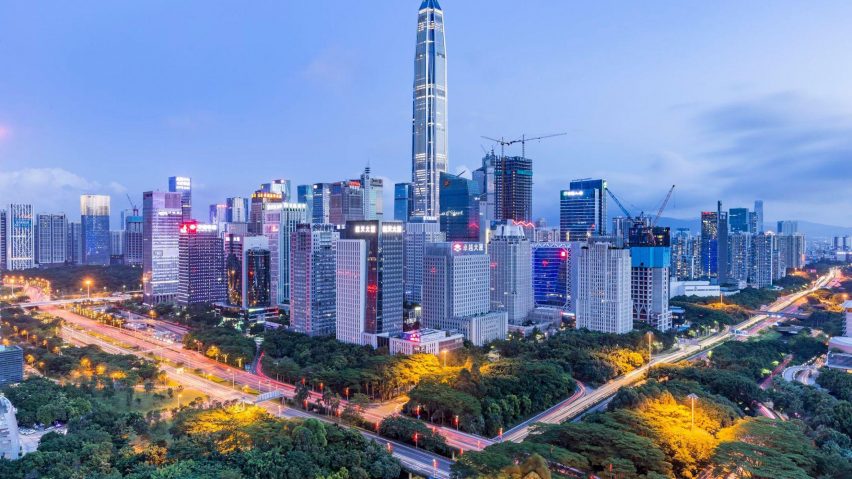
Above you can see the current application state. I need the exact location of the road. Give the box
[18,294,134,308]
[36,299,454,478]
[501,268,837,443]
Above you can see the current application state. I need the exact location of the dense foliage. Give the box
[261,329,442,400]
[183,326,256,368]
[815,368,852,402]
[8,264,142,294]
[378,415,451,457]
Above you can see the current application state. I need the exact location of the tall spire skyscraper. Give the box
[411,0,448,219]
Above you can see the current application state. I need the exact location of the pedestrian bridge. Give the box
[254,390,285,403]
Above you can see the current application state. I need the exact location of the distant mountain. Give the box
[795,221,852,239]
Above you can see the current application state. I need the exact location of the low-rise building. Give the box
[387,328,464,356]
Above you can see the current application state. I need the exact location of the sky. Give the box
[2,1,852,228]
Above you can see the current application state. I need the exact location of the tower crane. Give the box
[480,132,567,160]
[650,185,675,228]
[606,188,634,220]
[126,193,139,216]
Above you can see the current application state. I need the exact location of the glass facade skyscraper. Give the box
[143,191,182,305]
[80,195,111,266]
[438,172,480,242]
[729,207,749,233]
[411,0,448,218]
[531,243,571,308]
[168,176,192,221]
[394,183,412,222]
[494,156,533,223]
[560,178,607,241]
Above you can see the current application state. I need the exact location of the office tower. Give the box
[560,179,607,241]
[329,180,365,225]
[438,171,481,242]
[473,151,497,228]
[123,214,143,266]
[573,241,632,334]
[671,228,698,280]
[0,388,21,460]
[631,245,672,331]
[35,213,67,265]
[777,221,798,235]
[494,156,533,223]
[67,222,82,265]
[778,234,806,272]
[729,207,750,233]
[224,233,245,306]
[700,211,719,278]
[612,217,635,246]
[411,0,448,219]
[717,203,729,284]
[177,222,226,306]
[531,243,571,309]
[80,195,111,266]
[535,227,560,243]
[209,204,227,225]
[338,221,405,345]
[336,239,367,345]
[422,241,508,346]
[290,224,339,336]
[748,211,758,234]
[751,232,777,287]
[489,222,534,324]
[261,202,307,305]
[0,343,23,387]
[403,219,445,303]
[109,230,123,262]
[361,166,384,220]
[143,191,182,305]
[754,200,764,233]
[225,197,249,223]
[5,204,34,271]
[119,209,134,231]
[728,232,751,284]
[394,183,412,222]
[0,210,6,271]
[297,185,314,223]
[249,183,284,234]
[168,176,192,221]
[312,183,332,224]
[833,236,850,252]
[242,236,272,310]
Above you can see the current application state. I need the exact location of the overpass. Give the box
[16,295,134,309]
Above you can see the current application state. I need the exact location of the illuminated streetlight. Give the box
[687,393,699,429]
[84,279,93,298]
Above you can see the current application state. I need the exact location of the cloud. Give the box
[0,167,109,215]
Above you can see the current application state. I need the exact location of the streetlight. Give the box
[413,433,419,448]
[454,415,459,430]
[687,393,699,429]
[84,279,92,299]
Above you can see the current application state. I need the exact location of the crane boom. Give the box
[651,185,675,227]
[126,193,138,216]
[606,188,633,220]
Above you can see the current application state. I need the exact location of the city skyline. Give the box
[2,2,852,227]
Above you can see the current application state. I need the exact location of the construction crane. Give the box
[126,193,139,216]
[480,132,567,160]
[606,188,634,220]
[650,185,675,228]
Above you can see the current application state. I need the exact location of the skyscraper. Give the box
[123,214,143,266]
[35,213,67,266]
[438,171,481,242]
[751,232,777,287]
[290,224,339,337]
[80,195,111,266]
[361,166,384,220]
[560,179,607,241]
[177,222,226,306]
[573,241,632,334]
[717,203,729,285]
[531,243,572,309]
[312,183,332,224]
[754,200,764,233]
[777,221,798,235]
[66,222,82,265]
[411,0,448,218]
[489,222,534,325]
[242,236,272,310]
[700,211,719,278]
[261,202,307,305]
[5,204,34,271]
[630,245,672,331]
[339,221,405,345]
[110,230,123,262]
[403,219,445,303]
[671,228,699,280]
[296,185,314,224]
[168,176,192,221]
[777,233,805,272]
[0,210,6,271]
[329,180,365,225]
[225,197,249,223]
[494,156,533,223]
[336,239,367,345]
[729,207,749,233]
[249,183,285,234]
[143,191,182,305]
[394,183,412,222]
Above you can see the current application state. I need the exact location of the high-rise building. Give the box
[531,242,572,309]
[573,241,632,334]
[0,210,6,271]
[0,344,23,387]
[249,183,285,234]
[700,211,719,278]
[177,222,226,306]
[209,203,227,226]
[329,180,365,226]
[411,0,448,218]
[750,232,777,287]
[489,222,533,325]
[494,156,533,223]
[754,200,764,233]
[438,171,481,242]
[338,221,405,345]
[290,224,339,337]
[224,233,245,307]
[297,185,314,223]
[394,183,412,223]
[123,214,143,266]
[560,179,607,241]
[728,232,751,284]
[361,166,384,220]
[110,230,123,263]
[35,213,67,266]
[403,219,445,303]
[143,191,182,305]
[4,204,34,271]
[80,195,111,266]
[671,228,699,280]
[778,233,806,272]
[168,176,192,221]
[717,203,729,285]
[312,183,332,224]
[422,241,507,346]
[777,221,798,235]
[66,222,82,265]
[631,246,671,331]
[242,236,272,310]
[225,197,249,223]
[473,152,497,229]
[729,208,750,233]
[336,239,367,345]
[748,211,759,234]
[261,202,307,305]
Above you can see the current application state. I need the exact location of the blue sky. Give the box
[2,1,852,227]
